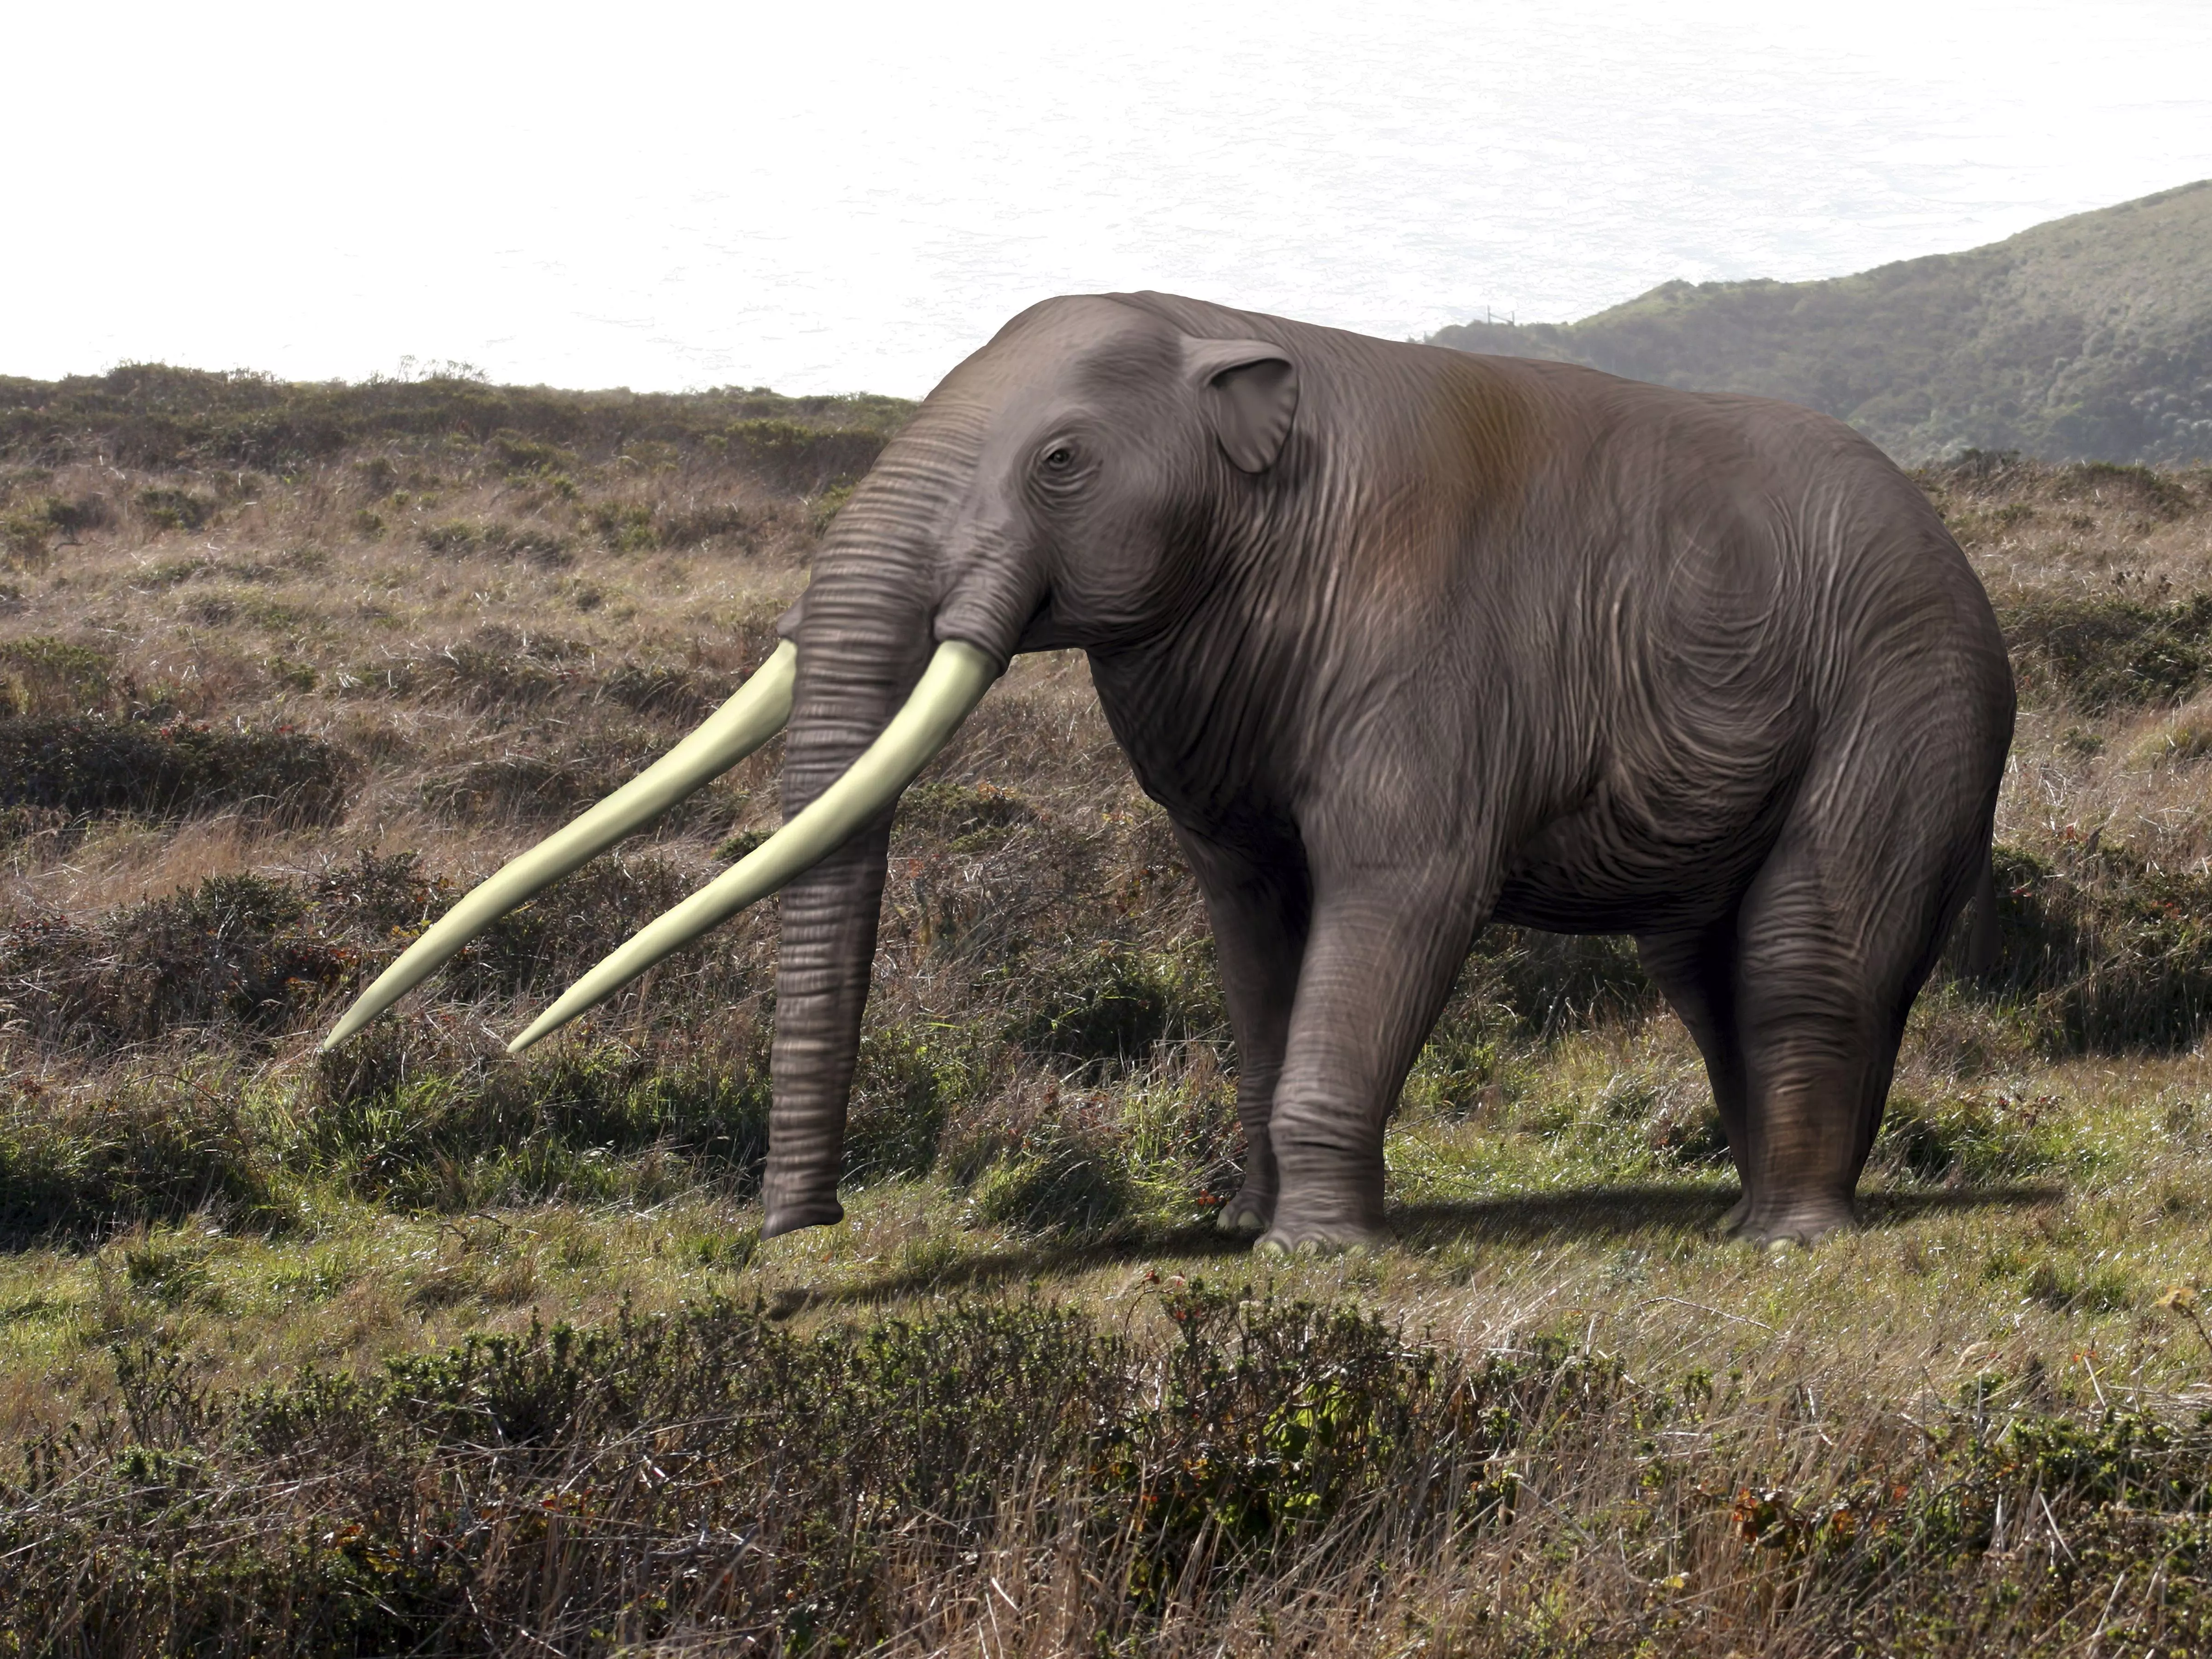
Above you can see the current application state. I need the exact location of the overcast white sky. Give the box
[6,0,2210,397]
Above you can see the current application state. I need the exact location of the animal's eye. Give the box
[1041,444,1074,472]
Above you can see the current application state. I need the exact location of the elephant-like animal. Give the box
[327,292,2015,1252]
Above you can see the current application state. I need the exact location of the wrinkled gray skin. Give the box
[764,291,2015,1253]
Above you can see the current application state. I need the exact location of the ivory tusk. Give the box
[506,639,999,1054]
[320,640,798,1051]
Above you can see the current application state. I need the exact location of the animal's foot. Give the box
[1254,1217,1389,1257]
[1213,1183,1275,1235]
[1717,1193,1752,1235]
[1731,1199,1857,1249]
[761,1196,845,1239]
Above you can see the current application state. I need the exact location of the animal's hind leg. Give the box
[1725,798,1977,1247]
[1635,915,1754,1228]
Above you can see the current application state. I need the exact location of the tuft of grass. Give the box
[133,485,217,532]
[1004,941,1227,1075]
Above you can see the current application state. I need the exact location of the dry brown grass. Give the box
[6,390,2212,1653]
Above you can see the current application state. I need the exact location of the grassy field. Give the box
[5,369,2212,1653]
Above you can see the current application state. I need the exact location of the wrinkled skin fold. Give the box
[328,290,2016,1253]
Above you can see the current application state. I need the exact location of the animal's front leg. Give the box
[1173,827,1311,1235]
[1260,864,1483,1254]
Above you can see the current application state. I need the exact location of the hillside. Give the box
[7,377,2212,1648]
[1432,180,2212,467]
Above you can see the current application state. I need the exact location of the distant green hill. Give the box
[1430,180,2212,466]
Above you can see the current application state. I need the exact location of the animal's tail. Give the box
[1964,848,2001,977]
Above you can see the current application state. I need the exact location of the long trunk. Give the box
[760,430,969,1237]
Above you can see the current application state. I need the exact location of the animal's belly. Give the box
[1490,784,1787,934]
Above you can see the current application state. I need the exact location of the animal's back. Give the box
[1427,355,2014,934]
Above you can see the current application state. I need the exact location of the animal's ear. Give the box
[1183,337,1299,474]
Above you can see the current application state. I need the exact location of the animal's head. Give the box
[323,293,1302,1235]
[835,293,1301,663]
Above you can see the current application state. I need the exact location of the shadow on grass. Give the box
[1395,1180,2063,1247]
[776,1180,2065,1314]
[768,1219,1250,1315]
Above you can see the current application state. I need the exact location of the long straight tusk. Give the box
[320,640,798,1051]
[507,639,999,1055]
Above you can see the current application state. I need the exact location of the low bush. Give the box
[3,1295,2205,1654]
[0,714,350,823]
[964,1116,1136,1234]
[0,852,761,1056]
[1,875,352,1048]
[0,635,113,717]
[0,365,914,471]
[134,486,217,532]
[1998,590,2212,710]
[721,418,888,494]
[1479,925,1656,1036]
[417,518,572,565]
[0,1066,283,1241]
[0,1292,1592,1652]
[418,728,714,825]
[306,1027,771,1209]
[1005,942,1226,1074]
[1981,838,2212,1051]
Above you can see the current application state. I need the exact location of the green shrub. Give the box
[965,1118,1133,1234]
[418,518,571,565]
[1477,925,1655,1036]
[585,501,657,551]
[0,851,753,1056]
[0,714,349,822]
[0,875,353,1048]
[134,486,216,532]
[486,430,578,478]
[656,500,759,548]
[1999,590,2212,710]
[843,1024,975,1181]
[307,1031,771,1209]
[418,732,678,824]
[0,364,915,471]
[0,635,113,716]
[897,778,1037,848]
[0,1294,1587,1651]
[0,1066,283,1240]
[1006,942,1224,1073]
[1980,839,2212,1050]
[722,419,886,493]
